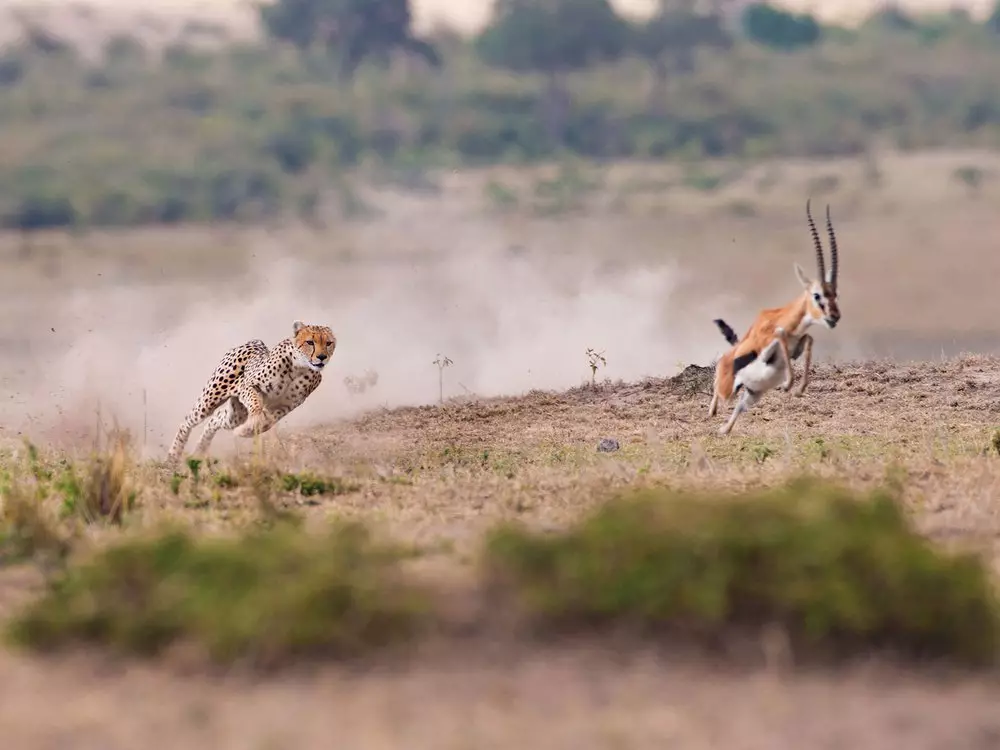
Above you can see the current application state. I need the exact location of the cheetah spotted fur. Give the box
[166,320,337,467]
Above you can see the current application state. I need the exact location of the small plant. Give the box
[433,354,454,404]
[170,473,185,496]
[585,348,607,388]
[954,165,987,195]
[281,472,360,498]
[742,439,777,464]
[213,472,238,489]
[245,462,300,528]
[484,179,520,212]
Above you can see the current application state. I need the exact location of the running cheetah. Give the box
[166,320,337,467]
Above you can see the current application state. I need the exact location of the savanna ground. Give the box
[3,151,1000,748]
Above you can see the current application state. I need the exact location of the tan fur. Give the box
[166,320,337,467]
[708,201,841,432]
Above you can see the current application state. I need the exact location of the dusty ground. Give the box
[4,356,1000,748]
[2,153,1000,747]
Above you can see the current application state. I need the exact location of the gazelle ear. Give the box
[794,263,812,288]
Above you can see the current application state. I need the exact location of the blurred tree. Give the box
[476,0,629,147]
[630,0,733,115]
[257,0,440,80]
[988,1,1000,34]
[741,2,821,51]
[863,3,920,33]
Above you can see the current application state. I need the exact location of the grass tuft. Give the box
[56,430,138,525]
[8,520,429,668]
[483,477,1000,665]
[0,473,71,566]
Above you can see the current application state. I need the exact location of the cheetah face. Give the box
[292,321,336,371]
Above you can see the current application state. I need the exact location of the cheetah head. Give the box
[292,320,336,372]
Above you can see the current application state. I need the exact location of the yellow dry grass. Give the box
[3,354,1000,747]
[2,150,1000,747]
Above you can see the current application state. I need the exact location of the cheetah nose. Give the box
[317,353,328,361]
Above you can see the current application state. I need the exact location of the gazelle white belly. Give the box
[735,339,788,394]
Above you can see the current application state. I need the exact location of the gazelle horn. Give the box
[805,199,826,283]
[826,205,838,289]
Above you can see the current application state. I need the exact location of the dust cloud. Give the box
[0,232,746,459]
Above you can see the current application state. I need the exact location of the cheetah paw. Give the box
[235,412,271,438]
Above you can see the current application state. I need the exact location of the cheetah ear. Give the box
[292,320,306,334]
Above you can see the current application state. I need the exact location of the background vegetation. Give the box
[4,0,1000,230]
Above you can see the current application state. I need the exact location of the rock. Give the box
[597,438,620,453]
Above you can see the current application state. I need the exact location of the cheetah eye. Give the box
[305,340,314,346]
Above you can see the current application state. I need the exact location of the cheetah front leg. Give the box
[231,382,274,438]
[232,376,321,439]
[231,401,301,439]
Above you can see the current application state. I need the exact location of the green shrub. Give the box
[484,478,1000,665]
[741,3,822,51]
[8,521,428,667]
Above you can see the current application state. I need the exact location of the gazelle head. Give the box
[794,199,841,330]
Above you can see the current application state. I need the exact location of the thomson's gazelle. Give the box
[708,200,842,435]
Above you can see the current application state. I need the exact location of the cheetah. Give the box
[166,320,337,467]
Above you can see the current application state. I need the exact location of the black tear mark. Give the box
[733,351,758,374]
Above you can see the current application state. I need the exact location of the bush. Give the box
[3,192,79,230]
[742,3,822,51]
[8,521,428,667]
[483,478,1000,665]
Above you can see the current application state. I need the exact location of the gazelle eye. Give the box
[813,293,822,302]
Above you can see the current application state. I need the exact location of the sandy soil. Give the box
[4,355,1000,748]
[3,645,1000,750]
[2,155,1000,747]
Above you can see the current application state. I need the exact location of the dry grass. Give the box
[2,149,1000,746]
[3,355,1000,745]
[7,355,1000,556]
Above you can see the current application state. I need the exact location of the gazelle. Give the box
[708,199,841,435]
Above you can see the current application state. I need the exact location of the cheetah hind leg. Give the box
[193,398,248,457]
[167,395,230,468]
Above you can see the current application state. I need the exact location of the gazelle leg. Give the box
[708,391,719,417]
[774,327,794,392]
[793,334,814,397]
[720,388,763,436]
[719,394,745,435]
